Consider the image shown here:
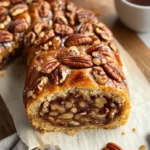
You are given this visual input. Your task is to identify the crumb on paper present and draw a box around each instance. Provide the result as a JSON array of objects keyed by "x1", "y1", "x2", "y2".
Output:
[
  {"x1": 132, "y1": 128, "x2": 136, "y2": 132},
  {"x1": 139, "y1": 145, "x2": 146, "y2": 150},
  {"x1": 121, "y1": 131, "x2": 126, "y2": 135},
  {"x1": 0, "y1": 72, "x2": 5, "y2": 77},
  {"x1": 66, "y1": 130, "x2": 76, "y2": 136}
]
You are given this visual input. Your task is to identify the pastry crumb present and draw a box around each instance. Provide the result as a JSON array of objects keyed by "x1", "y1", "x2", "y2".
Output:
[
  {"x1": 121, "y1": 131, "x2": 126, "y2": 135},
  {"x1": 132, "y1": 128, "x2": 136, "y2": 132},
  {"x1": 0, "y1": 72, "x2": 5, "y2": 77},
  {"x1": 66, "y1": 130, "x2": 76, "y2": 136},
  {"x1": 139, "y1": 145, "x2": 146, "y2": 150}
]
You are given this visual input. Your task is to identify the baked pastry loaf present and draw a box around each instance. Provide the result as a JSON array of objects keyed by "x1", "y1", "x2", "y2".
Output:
[
  {"x1": 0, "y1": 0, "x2": 32, "y2": 69},
  {"x1": 23, "y1": 0, "x2": 131, "y2": 133}
]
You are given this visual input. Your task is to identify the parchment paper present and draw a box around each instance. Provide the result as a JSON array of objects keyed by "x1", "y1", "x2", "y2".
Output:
[{"x1": 0, "y1": 41, "x2": 150, "y2": 150}]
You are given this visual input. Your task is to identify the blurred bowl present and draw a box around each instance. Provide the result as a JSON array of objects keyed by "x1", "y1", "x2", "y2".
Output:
[{"x1": 114, "y1": 0, "x2": 150, "y2": 32}]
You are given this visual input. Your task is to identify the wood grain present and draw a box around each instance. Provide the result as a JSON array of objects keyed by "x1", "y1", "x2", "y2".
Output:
[{"x1": 0, "y1": 0, "x2": 150, "y2": 141}]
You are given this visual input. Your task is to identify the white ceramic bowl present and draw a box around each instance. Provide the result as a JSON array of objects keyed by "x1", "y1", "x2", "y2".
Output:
[{"x1": 114, "y1": 0, "x2": 150, "y2": 32}]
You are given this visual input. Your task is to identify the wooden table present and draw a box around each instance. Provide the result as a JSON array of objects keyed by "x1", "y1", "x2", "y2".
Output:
[{"x1": 0, "y1": 0, "x2": 150, "y2": 141}]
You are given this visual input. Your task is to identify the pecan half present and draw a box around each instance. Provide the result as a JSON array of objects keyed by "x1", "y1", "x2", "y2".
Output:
[
  {"x1": 35, "y1": 30, "x2": 55, "y2": 45},
  {"x1": 39, "y1": 1, "x2": 50, "y2": 18},
  {"x1": 65, "y1": 12, "x2": 75, "y2": 26},
  {"x1": 0, "y1": 30, "x2": 13, "y2": 42},
  {"x1": 106, "y1": 142, "x2": 123, "y2": 150},
  {"x1": 25, "y1": 31, "x2": 36, "y2": 46},
  {"x1": 76, "y1": 8, "x2": 98, "y2": 23},
  {"x1": 33, "y1": 21, "x2": 48, "y2": 35},
  {"x1": 80, "y1": 23, "x2": 93, "y2": 34},
  {"x1": 103, "y1": 63, "x2": 125, "y2": 82},
  {"x1": 92, "y1": 51, "x2": 114, "y2": 65},
  {"x1": 0, "y1": 0, "x2": 10, "y2": 7},
  {"x1": 66, "y1": 1, "x2": 76, "y2": 12},
  {"x1": 11, "y1": 0, "x2": 25, "y2": 4},
  {"x1": 57, "y1": 46, "x2": 80, "y2": 59},
  {"x1": 91, "y1": 66, "x2": 108, "y2": 84},
  {"x1": 50, "y1": 65, "x2": 70, "y2": 85},
  {"x1": 61, "y1": 55, "x2": 93, "y2": 68},
  {"x1": 53, "y1": 10, "x2": 68, "y2": 25},
  {"x1": 95, "y1": 27, "x2": 112, "y2": 41},
  {"x1": 9, "y1": 19, "x2": 28, "y2": 33},
  {"x1": 87, "y1": 44, "x2": 111, "y2": 54},
  {"x1": 29, "y1": 76, "x2": 48, "y2": 95},
  {"x1": 0, "y1": 7, "x2": 7, "y2": 22},
  {"x1": 54, "y1": 23, "x2": 73, "y2": 35},
  {"x1": 10, "y1": 4, "x2": 28, "y2": 16},
  {"x1": 65, "y1": 34, "x2": 93, "y2": 47},
  {"x1": 35, "y1": 55, "x2": 60, "y2": 74}
]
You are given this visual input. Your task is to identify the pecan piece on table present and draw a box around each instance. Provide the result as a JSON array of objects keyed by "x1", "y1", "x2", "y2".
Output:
[
  {"x1": 50, "y1": 65, "x2": 70, "y2": 85},
  {"x1": 0, "y1": 7, "x2": 7, "y2": 22},
  {"x1": 91, "y1": 66, "x2": 108, "y2": 84},
  {"x1": 64, "y1": 34, "x2": 93, "y2": 47},
  {"x1": 35, "y1": 30, "x2": 55, "y2": 45},
  {"x1": 61, "y1": 55, "x2": 93, "y2": 68},
  {"x1": 9, "y1": 19, "x2": 28, "y2": 33},
  {"x1": 10, "y1": 4, "x2": 28, "y2": 16},
  {"x1": 0, "y1": 30, "x2": 13, "y2": 42},
  {"x1": 103, "y1": 63, "x2": 125, "y2": 82},
  {"x1": 38, "y1": 1, "x2": 50, "y2": 18},
  {"x1": 54, "y1": 23, "x2": 73, "y2": 35},
  {"x1": 103, "y1": 142, "x2": 124, "y2": 150},
  {"x1": 35, "y1": 55, "x2": 60, "y2": 74},
  {"x1": 76, "y1": 8, "x2": 98, "y2": 23}
]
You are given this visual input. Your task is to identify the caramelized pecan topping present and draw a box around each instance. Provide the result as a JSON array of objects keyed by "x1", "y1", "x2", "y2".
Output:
[
  {"x1": 35, "y1": 55, "x2": 60, "y2": 74},
  {"x1": 9, "y1": 19, "x2": 28, "y2": 33},
  {"x1": 61, "y1": 55, "x2": 93, "y2": 68},
  {"x1": 0, "y1": 7, "x2": 7, "y2": 22},
  {"x1": 103, "y1": 63, "x2": 125, "y2": 82},
  {"x1": 53, "y1": 10, "x2": 68, "y2": 25},
  {"x1": 91, "y1": 66, "x2": 108, "y2": 84},
  {"x1": 33, "y1": 21, "x2": 48, "y2": 35},
  {"x1": 65, "y1": 12, "x2": 75, "y2": 26},
  {"x1": 66, "y1": 1, "x2": 76, "y2": 12},
  {"x1": 80, "y1": 22, "x2": 93, "y2": 34},
  {"x1": 54, "y1": 23, "x2": 73, "y2": 35},
  {"x1": 50, "y1": 65, "x2": 70, "y2": 85},
  {"x1": 65, "y1": 34, "x2": 93, "y2": 47},
  {"x1": 0, "y1": 0, "x2": 10, "y2": 7},
  {"x1": 35, "y1": 30, "x2": 55, "y2": 45},
  {"x1": 76, "y1": 9, "x2": 98, "y2": 23},
  {"x1": 10, "y1": 4, "x2": 28, "y2": 16},
  {"x1": 0, "y1": 30, "x2": 13, "y2": 42},
  {"x1": 11, "y1": 0, "x2": 25, "y2": 4},
  {"x1": 87, "y1": 44, "x2": 111, "y2": 54},
  {"x1": 39, "y1": 1, "x2": 50, "y2": 18}
]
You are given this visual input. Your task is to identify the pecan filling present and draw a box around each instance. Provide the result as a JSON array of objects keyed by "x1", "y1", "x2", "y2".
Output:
[{"x1": 39, "y1": 91, "x2": 125, "y2": 127}]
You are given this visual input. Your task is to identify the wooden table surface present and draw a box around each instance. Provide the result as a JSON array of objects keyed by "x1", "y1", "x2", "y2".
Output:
[{"x1": 0, "y1": 0, "x2": 150, "y2": 141}]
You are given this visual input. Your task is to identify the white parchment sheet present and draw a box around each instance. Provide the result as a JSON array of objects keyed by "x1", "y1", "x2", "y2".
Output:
[{"x1": 0, "y1": 41, "x2": 150, "y2": 150}]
